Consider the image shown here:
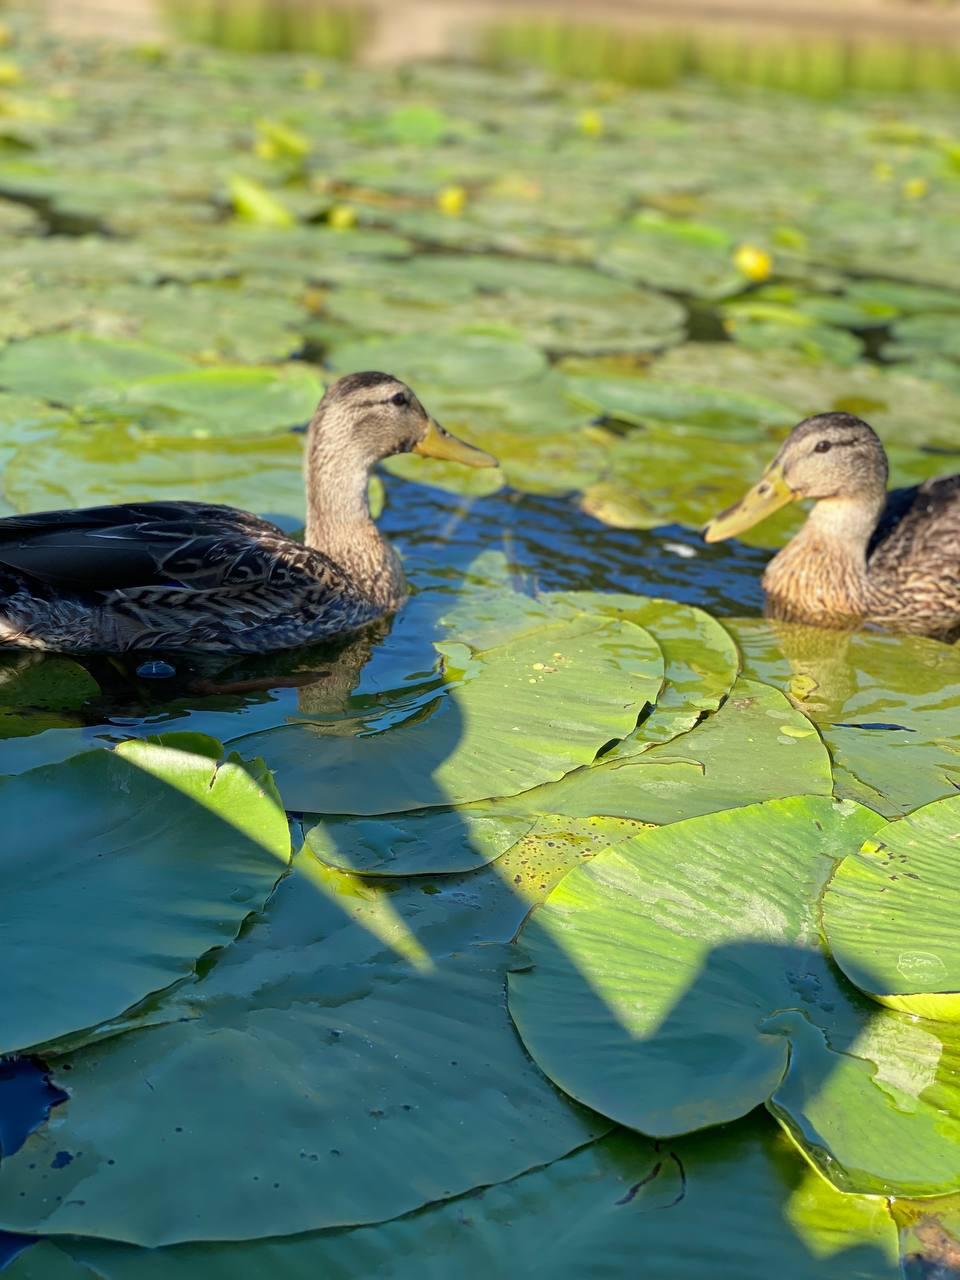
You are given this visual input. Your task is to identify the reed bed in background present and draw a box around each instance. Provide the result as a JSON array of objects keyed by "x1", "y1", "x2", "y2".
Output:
[
  {"x1": 483, "y1": 19, "x2": 960, "y2": 95},
  {"x1": 163, "y1": 0, "x2": 368, "y2": 58}
]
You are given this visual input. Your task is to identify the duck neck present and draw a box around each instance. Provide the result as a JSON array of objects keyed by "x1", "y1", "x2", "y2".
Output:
[
  {"x1": 764, "y1": 490, "x2": 885, "y2": 619},
  {"x1": 303, "y1": 430, "x2": 405, "y2": 608}
]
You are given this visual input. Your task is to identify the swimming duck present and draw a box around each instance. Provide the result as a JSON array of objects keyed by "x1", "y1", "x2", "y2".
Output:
[
  {"x1": 703, "y1": 412, "x2": 960, "y2": 641},
  {"x1": 0, "y1": 371, "x2": 496, "y2": 653}
]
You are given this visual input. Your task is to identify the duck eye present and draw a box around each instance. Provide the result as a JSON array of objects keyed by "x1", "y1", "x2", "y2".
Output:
[
  {"x1": 390, "y1": 392, "x2": 408, "y2": 407},
  {"x1": 814, "y1": 440, "x2": 832, "y2": 454}
]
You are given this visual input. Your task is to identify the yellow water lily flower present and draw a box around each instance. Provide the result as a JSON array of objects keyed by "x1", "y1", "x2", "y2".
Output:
[
  {"x1": 733, "y1": 244, "x2": 773, "y2": 282},
  {"x1": 578, "y1": 109, "x2": 604, "y2": 138},
  {"x1": 902, "y1": 176, "x2": 929, "y2": 200},
  {"x1": 328, "y1": 204, "x2": 357, "y2": 230},
  {"x1": 436, "y1": 184, "x2": 467, "y2": 216}
]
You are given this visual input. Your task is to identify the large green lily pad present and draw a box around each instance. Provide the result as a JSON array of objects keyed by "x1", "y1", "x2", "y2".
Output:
[
  {"x1": 546, "y1": 591, "x2": 741, "y2": 756},
  {"x1": 822, "y1": 795, "x2": 960, "y2": 1020},
  {"x1": 14, "y1": 1118, "x2": 899, "y2": 1279},
  {"x1": 596, "y1": 216, "x2": 744, "y2": 300},
  {"x1": 565, "y1": 372, "x2": 795, "y2": 441},
  {"x1": 4, "y1": 424, "x2": 305, "y2": 516},
  {"x1": 0, "y1": 738, "x2": 289, "y2": 1055},
  {"x1": 507, "y1": 677, "x2": 832, "y2": 824},
  {"x1": 509, "y1": 795, "x2": 960, "y2": 1197},
  {"x1": 0, "y1": 334, "x2": 191, "y2": 404},
  {"x1": 80, "y1": 364, "x2": 324, "y2": 437},
  {"x1": 303, "y1": 805, "x2": 536, "y2": 876},
  {"x1": 228, "y1": 614, "x2": 664, "y2": 813},
  {"x1": 0, "y1": 944, "x2": 605, "y2": 1244}
]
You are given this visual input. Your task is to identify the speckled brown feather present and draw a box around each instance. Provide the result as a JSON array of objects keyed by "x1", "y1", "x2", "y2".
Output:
[
  {"x1": 0, "y1": 373, "x2": 459, "y2": 655},
  {"x1": 764, "y1": 472, "x2": 960, "y2": 641},
  {"x1": 0, "y1": 500, "x2": 388, "y2": 652}
]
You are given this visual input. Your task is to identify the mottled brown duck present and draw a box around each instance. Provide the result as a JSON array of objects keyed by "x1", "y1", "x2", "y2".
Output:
[
  {"x1": 0, "y1": 371, "x2": 496, "y2": 653},
  {"x1": 703, "y1": 412, "x2": 960, "y2": 641}
]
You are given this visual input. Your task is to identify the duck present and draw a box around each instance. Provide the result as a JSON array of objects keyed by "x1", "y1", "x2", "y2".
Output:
[
  {"x1": 703, "y1": 411, "x2": 960, "y2": 641},
  {"x1": 0, "y1": 371, "x2": 497, "y2": 654}
]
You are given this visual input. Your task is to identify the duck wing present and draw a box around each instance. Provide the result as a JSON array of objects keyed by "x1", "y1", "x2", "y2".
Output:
[
  {"x1": 869, "y1": 475, "x2": 960, "y2": 568},
  {"x1": 0, "y1": 500, "x2": 304, "y2": 597}
]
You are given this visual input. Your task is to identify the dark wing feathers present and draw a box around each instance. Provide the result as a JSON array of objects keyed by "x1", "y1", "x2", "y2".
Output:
[
  {"x1": 869, "y1": 476, "x2": 960, "y2": 563},
  {"x1": 0, "y1": 501, "x2": 294, "y2": 596}
]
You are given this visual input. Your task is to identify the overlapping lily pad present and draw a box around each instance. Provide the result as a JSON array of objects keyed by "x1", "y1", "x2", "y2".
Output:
[
  {"x1": 506, "y1": 677, "x2": 832, "y2": 824},
  {"x1": 509, "y1": 795, "x2": 960, "y2": 1197},
  {"x1": 0, "y1": 940, "x2": 606, "y2": 1245},
  {"x1": 0, "y1": 334, "x2": 191, "y2": 404},
  {"x1": 4, "y1": 424, "x2": 305, "y2": 515},
  {"x1": 327, "y1": 333, "x2": 547, "y2": 389},
  {"x1": 11, "y1": 1119, "x2": 899, "y2": 1280},
  {"x1": 822, "y1": 795, "x2": 960, "y2": 1020},
  {"x1": 546, "y1": 591, "x2": 741, "y2": 755},
  {"x1": 0, "y1": 737, "x2": 290, "y2": 1055},
  {"x1": 228, "y1": 614, "x2": 664, "y2": 813},
  {"x1": 80, "y1": 364, "x2": 324, "y2": 437}
]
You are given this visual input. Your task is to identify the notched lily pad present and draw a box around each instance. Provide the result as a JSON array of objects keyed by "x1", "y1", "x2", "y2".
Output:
[{"x1": 228, "y1": 614, "x2": 664, "y2": 814}]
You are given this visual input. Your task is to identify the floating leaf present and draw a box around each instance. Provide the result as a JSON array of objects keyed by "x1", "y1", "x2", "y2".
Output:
[
  {"x1": 0, "y1": 334, "x2": 191, "y2": 404},
  {"x1": 20, "y1": 1119, "x2": 898, "y2": 1280},
  {"x1": 81, "y1": 365, "x2": 323, "y2": 437},
  {"x1": 508, "y1": 677, "x2": 832, "y2": 824},
  {"x1": 508, "y1": 794, "x2": 960, "y2": 1197},
  {"x1": 303, "y1": 806, "x2": 535, "y2": 877},
  {"x1": 4, "y1": 424, "x2": 305, "y2": 515},
  {"x1": 0, "y1": 944, "x2": 605, "y2": 1244},
  {"x1": 227, "y1": 614, "x2": 664, "y2": 813},
  {"x1": 0, "y1": 738, "x2": 289, "y2": 1055},
  {"x1": 546, "y1": 592, "x2": 740, "y2": 755},
  {"x1": 822, "y1": 795, "x2": 960, "y2": 1020},
  {"x1": 327, "y1": 333, "x2": 547, "y2": 389}
]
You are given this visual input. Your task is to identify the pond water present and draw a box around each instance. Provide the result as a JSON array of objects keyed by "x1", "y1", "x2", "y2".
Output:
[{"x1": 0, "y1": 9, "x2": 959, "y2": 1277}]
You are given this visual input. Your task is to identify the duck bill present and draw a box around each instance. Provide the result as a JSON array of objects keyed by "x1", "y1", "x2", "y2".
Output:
[
  {"x1": 703, "y1": 463, "x2": 796, "y2": 542},
  {"x1": 414, "y1": 418, "x2": 498, "y2": 469}
]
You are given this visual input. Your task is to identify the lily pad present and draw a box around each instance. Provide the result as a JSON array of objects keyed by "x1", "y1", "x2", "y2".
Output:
[
  {"x1": 546, "y1": 592, "x2": 741, "y2": 756},
  {"x1": 564, "y1": 372, "x2": 795, "y2": 441},
  {"x1": 228, "y1": 614, "x2": 664, "y2": 813},
  {"x1": 596, "y1": 215, "x2": 744, "y2": 300},
  {"x1": 4, "y1": 425, "x2": 305, "y2": 516},
  {"x1": 0, "y1": 738, "x2": 290, "y2": 1055},
  {"x1": 17, "y1": 1118, "x2": 899, "y2": 1280},
  {"x1": 580, "y1": 425, "x2": 806, "y2": 546},
  {"x1": 303, "y1": 806, "x2": 535, "y2": 876},
  {"x1": 80, "y1": 364, "x2": 324, "y2": 437},
  {"x1": 650, "y1": 342, "x2": 960, "y2": 451},
  {"x1": 729, "y1": 618, "x2": 960, "y2": 816},
  {"x1": 822, "y1": 795, "x2": 960, "y2": 1020},
  {"x1": 0, "y1": 945, "x2": 605, "y2": 1244},
  {"x1": 0, "y1": 334, "x2": 191, "y2": 404},
  {"x1": 327, "y1": 333, "x2": 547, "y2": 389},
  {"x1": 507, "y1": 677, "x2": 832, "y2": 824},
  {"x1": 509, "y1": 794, "x2": 960, "y2": 1197},
  {"x1": 69, "y1": 283, "x2": 310, "y2": 364}
]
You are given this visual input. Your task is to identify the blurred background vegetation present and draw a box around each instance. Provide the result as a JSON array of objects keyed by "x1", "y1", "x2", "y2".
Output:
[{"x1": 31, "y1": 0, "x2": 960, "y2": 96}]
